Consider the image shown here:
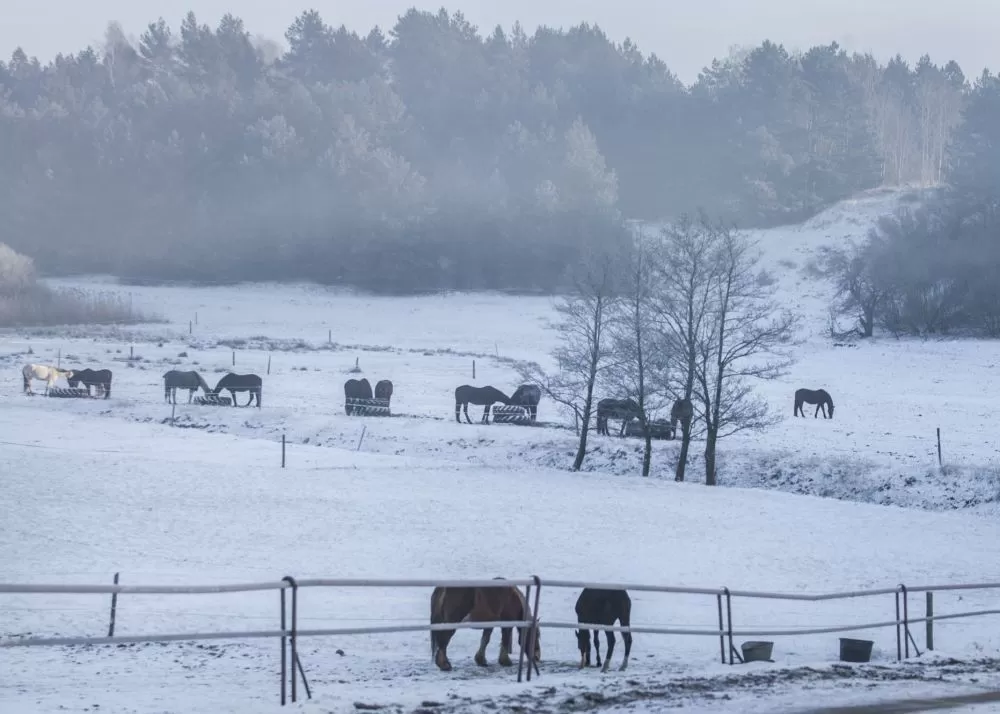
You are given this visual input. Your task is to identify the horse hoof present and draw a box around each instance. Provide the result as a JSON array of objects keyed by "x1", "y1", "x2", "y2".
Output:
[
  {"x1": 474, "y1": 652, "x2": 488, "y2": 667},
  {"x1": 499, "y1": 654, "x2": 513, "y2": 667}
]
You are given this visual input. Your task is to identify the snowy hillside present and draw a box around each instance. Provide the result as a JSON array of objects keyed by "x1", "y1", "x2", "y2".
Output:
[{"x1": 4, "y1": 188, "x2": 1000, "y2": 713}]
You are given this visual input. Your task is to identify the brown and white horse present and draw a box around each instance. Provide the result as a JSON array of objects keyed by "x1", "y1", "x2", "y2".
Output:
[{"x1": 22, "y1": 363, "x2": 73, "y2": 395}]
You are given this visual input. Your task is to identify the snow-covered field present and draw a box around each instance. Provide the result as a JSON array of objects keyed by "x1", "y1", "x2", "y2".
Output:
[{"x1": 4, "y1": 188, "x2": 1000, "y2": 713}]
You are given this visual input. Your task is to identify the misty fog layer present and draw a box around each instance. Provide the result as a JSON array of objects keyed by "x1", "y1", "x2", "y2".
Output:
[{"x1": 0, "y1": 8, "x2": 996, "y2": 293}]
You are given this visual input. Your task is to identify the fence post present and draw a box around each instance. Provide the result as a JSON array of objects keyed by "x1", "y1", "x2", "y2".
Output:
[
  {"x1": 282, "y1": 576, "x2": 299, "y2": 703},
  {"x1": 356, "y1": 425, "x2": 367, "y2": 451},
  {"x1": 472, "y1": 360, "x2": 476, "y2": 379},
  {"x1": 328, "y1": 329, "x2": 332, "y2": 345},
  {"x1": 267, "y1": 354, "x2": 271, "y2": 375},
  {"x1": 901, "y1": 583, "x2": 910, "y2": 658},
  {"x1": 716, "y1": 592, "x2": 726, "y2": 664},
  {"x1": 926, "y1": 591, "x2": 934, "y2": 650},
  {"x1": 171, "y1": 402, "x2": 176, "y2": 424},
  {"x1": 723, "y1": 587, "x2": 737, "y2": 664},
  {"x1": 189, "y1": 320, "x2": 192, "y2": 335},
  {"x1": 57, "y1": 348, "x2": 61, "y2": 368},
  {"x1": 107, "y1": 572, "x2": 120, "y2": 637},
  {"x1": 527, "y1": 575, "x2": 542, "y2": 680},
  {"x1": 281, "y1": 434, "x2": 286, "y2": 468},
  {"x1": 232, "y1": 350, "x2": 235, "y2": 367},
  {"x1": 936, "y1": 428, "x2": 942, "y2": 467},
  {"x1": 896, "y1": 587, "x2": 903, "y2": 662},
  {"x1": 280, "y1": 584, "x2": 287, "y2": 705}
]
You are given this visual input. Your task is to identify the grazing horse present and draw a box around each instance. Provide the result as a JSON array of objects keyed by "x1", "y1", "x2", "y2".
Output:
[
  {"x1": 669, "y1": 397, "x2": 694, "y2": 439},
  {"x1": 213, "y1": 373, "x2": 262, "y2": 407},
  {"x1": 344, "y1": 378, "x2": 373, "y2": 415},
  {"x1": 22, "y1": 364, "x2": 73, "y2": 395},
  {"x1": 163, "y1": 370, "x2": 212, "y2": 404},
  {"x1": 596, "y1": 398, "x2": 640, "y2": 436},
  {"x1": 67, "y1": 368, "x2": 113, "y2": 399},
  {"x1": 454, "y1": 385, "x2": 511, "y2": 424},
  {"x1": 374, "y1": 379, "x2": 393, "y2": 402},
  {"x1": 430, "y1": 578, "x2": 541, "y2": 672},
  {"x1": 575, "y1": 588, "x2": 633, "y2": 672},
  {"x1": 794, "y1": 388, "x2": 835, "y2": 419},
  {"x1": 509, "y1": 384, "x2": 542, "y2": 422}
]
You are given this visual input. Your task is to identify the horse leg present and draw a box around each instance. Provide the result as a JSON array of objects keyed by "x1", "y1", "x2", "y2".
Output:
[
  {"x1": 463, "y1": 403, "x2": 472, "y2": 425},
  {"x1": 433, "y1": 628, "x2": 456, "y2": 671},
  {"x1": 602, "y1": 630, "x2": 617, "y2": 673},
  {"x1": 498, "y1": 627, "x2": 513, "y2": 667},
  {"x1": 481, "y1": 404, "x2": 490, "y2": 424},
  {"x1": 620, "y1": 630, "x2": 632, "y2": 671},
  {"x1": 593, "y1": 629, "x2": 602, "y2": 669},
  {"x1": 814, "y1": 403, "x2": 821, "y2": 418},
  {"x1": 475, "y1": 629, "x2": 491, "y2": 667}
]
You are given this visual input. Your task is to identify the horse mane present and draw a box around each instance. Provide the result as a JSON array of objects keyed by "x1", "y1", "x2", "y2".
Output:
[{"x1": 196, "y1": 372, "x2": 212, "y2": 393}]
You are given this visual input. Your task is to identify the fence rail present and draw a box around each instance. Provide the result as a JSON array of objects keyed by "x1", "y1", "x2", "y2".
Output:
[{"x1": 2, "y1": 575, "x2": 1000, "y2": 707}]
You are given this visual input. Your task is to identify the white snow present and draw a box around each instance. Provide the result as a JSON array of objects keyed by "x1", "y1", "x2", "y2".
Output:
[{"x1": 3, "y1": 188, "x2": 1000, "y2": 713}]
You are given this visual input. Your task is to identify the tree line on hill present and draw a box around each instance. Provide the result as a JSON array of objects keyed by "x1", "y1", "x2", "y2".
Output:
[{"x1": 1, "y1": 7, "x2": 992, "y2": 294}]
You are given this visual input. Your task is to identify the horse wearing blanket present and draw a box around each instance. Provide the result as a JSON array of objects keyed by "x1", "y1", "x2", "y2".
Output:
[{"x1": 22, "y1": 364, "x2": 73, "y2": 395}]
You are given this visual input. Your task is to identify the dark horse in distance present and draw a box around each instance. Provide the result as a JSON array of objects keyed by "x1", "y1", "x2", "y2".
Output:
[
  {"x1": 344, "y1": 378, "x2": 373, "y2": 415},
  {"x1": 454, "y1": 385, "x2": 510, "y2": 424},
  {"x1": 509, "y1": 384, "x2": 541, "y2": 422},
  {"x1": 67, "y1": 368, "x2": 113, "y2": 399},
  {"x1": 575, "y1": 588, "x2": 633, "y2": 672},
  {"x1": 669, "y1": 397, "x2": 694, "y2": 439},
  {"x1": 430, "y1": 578, "x2": 541, "y2": 672},
  {"x1": 163, "y1": 370, "x2": 212, "y2": 404},
  {"x1": 596, "y1": 398, "x2": 641, "y2": 436},
  {"x1": 794, "y1": 388, "x2": 835, "y2": 419},
  {"x1": 214, "y1": 373, "x2": 262, "y2": 407}
]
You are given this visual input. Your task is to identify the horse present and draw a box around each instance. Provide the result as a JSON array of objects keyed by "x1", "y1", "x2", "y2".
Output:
[
  {"x1": 67, "y1": 368, "x2": 113, "y2": 399},
  {"x1": 509, "y1": 384, "x2": 541, "y2": 422},
  {"x1": 374, "y1": 379, "x2": 393, "y2": 402},
  {"x1": 22, "y1": 364, "x2": 73, "y2": 395},
  {"x1": 213, "y1": 373, "x2": 262, "y2": 407},
  {"x1": 596, "y1": 398, "x2": 640, "y2": 436},
  {"x1": 430, "y1": 578, "x2": 541, "y2": 672},
  {"x1": 454, "y1": 385, "x2": 510, "y2": 424},
  {"x1": 794, "y1": 388, "x2": 835, "y2": 419},
  {"x1": 344, "y1": 378, "x2": 373, "y2": 415},
  {"x1": 163, "y1": 370, "x2": 212, "y2": 404},
  {"x1": 575, "y1": 588, "x2": 633, "y2": 672},
  {"x1": 669, "y1": 397, "x2": 694, "y2": 439}
]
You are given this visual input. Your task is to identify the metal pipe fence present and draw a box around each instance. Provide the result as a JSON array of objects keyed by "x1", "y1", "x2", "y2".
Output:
[{"x1": 3, "y1": 576, "x2": 1000, "y2": 706}]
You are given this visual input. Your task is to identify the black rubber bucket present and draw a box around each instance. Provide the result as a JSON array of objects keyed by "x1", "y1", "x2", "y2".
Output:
[
  {"x1": 741, "y1": 640, "x2": 774, "y2": 662},
  {"x1": 839, "y1": 637, "x2": 874, "y2": 663}
]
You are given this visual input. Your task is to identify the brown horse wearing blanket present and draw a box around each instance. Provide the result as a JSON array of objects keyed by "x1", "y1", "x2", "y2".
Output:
[{"x1": 430, "y1": 578, "x2": 541, "y2": 671}]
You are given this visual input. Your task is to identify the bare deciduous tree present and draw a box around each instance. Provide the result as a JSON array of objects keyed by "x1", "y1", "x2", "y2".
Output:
[
  {"x1": 522, "y1": 252, "x2": 620, "y2": 471},
  {"x1": 606, "y1": 238, "x2": 667, "y2": 477},
  {"x1": 693, "y1": 224, "x2": 798, "y2": 486},
  {"x1": 820, "y1": 239, "x2": 889, "y2": 338},
  {"x1": 648, "y1": 214, "x2": 718, "y2": 482}
]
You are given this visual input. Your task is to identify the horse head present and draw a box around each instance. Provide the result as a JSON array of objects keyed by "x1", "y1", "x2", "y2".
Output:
[
  {"x1": 828, "y1": 403, "x2": 835, "y2": 419},
  {"x1": 61, "y1": 369, "x2": 74, "y2": 380}
]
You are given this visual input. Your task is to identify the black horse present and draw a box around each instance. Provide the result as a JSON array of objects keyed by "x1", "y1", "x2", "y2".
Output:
[
  {"x1": 669, "y1": 397, "x2": 694, "y2": 439},
  {"x1": 67, "y1": 368, "x2": 113, "y2": 399},
  {"x1": 509, "y1": 384, "x2": 541, "y2": 422},
  {"x1": 596, "y1": 398, "x2": 640, "y2": 436},
  {"x1": 375, "y1": 379, "x2": 394, "y2": 402},
  {"x1": 454, "y1": 385, "x2": 510, "y2": 424},
  {"x1": 794, "y1": 388, "x2": 835, "y2": 419},
  {"x1": 575, "y1": 588, "x2": 633, "y2": 672},
  {"x1": 213, "y1": 373, "x2": 262, "y2": 407},
  {"x1": 345, "y1": 378, "x2": 373, "y2": 415},
  {"x1": 163, "y1": 370, "x2": 212, "y2": 404}
]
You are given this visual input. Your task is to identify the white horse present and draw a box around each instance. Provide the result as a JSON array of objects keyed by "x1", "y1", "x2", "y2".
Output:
[{"x1": 22, "y1": 364, "x2": 73, "y2": 395}]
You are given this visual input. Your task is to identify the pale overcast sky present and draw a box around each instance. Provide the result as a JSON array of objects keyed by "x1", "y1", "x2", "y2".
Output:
[{"x1": 2, "y1": 0, "x2": 995, "y2": 84}]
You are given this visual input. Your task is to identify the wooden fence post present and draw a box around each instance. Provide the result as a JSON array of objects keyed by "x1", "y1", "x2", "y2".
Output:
[
  {"x1": 232, "y1": 350, "x2": 236, "y2": 367},
  {"x1": 936, "y1": 428, "x2": 942, "y2": 467},
  {"x1": 108, "y1": 572, "x2": 120, "y2": 637},
  {"x1": 57, "y1": 348, "x2": 61, "y2": 368},
  {"x1": 356, "y1": 425, "x2": 367, "y2": 451},
  {"x1": 189, "y1": 320, "x2": 192, "y2": 335},
  {"x1": 281, "y1": 434, "x2": 286, "y2": 468},
  {"x1": 267, "y1": 354, "x2": 271, "y2": 375},
  {"x1": 472, "y1": 360, "x2": 476, "y2": 379}
]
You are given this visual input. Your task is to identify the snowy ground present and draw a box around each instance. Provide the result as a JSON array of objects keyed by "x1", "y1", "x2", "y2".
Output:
[{"x1": 4, "y1": 188, "x2": 1000, "y2": 712}]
